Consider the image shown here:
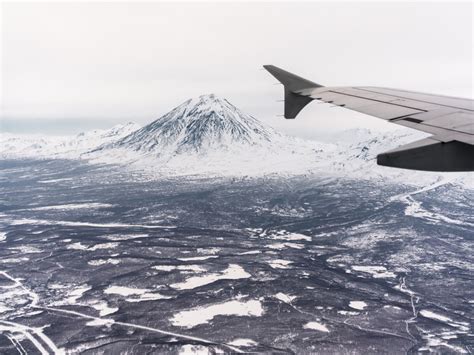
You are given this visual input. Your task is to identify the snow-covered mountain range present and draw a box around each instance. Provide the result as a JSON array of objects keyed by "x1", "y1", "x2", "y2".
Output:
[
  {"x1": 1, "y1": 94, "x2": 472, "y2": 186},
  {"x1": 1, "y1": 122, "x2": 140, "y2": 160}
]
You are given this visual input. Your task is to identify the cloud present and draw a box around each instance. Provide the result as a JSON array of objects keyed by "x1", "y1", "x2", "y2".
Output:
[{"x1": 1, "y1": 2, "x2": 472, "y2": 137}]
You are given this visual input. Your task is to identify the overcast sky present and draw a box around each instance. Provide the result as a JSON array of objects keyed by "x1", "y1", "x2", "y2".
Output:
[{"x1": 1, "y1": 1, "x2": 472, "y2": 138}]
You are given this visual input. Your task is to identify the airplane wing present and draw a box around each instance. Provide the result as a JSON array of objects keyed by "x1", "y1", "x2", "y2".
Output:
[{"x1": 263, "y1": 65, "x2": 474, "y2": 172}]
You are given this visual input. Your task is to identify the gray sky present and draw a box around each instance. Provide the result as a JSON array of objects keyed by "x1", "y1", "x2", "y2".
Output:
[{"x1": 1, "y1": 1, "x2": 473, "y2": 138}]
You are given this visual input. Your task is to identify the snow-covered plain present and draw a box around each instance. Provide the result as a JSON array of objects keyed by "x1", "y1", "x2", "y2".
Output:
[{"x1": 1, "y1": 94, "x2": 473, "y2": 354}]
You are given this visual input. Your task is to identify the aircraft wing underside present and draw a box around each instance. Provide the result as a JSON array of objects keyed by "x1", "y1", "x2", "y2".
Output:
[{"x1": 263, "y1": 65, "x2": 474, "y2": 172}]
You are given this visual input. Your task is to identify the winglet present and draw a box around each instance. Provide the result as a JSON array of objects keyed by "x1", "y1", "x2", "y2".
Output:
[{"x1": 263, "y1": 65, "x2": 323, "y2": 118}]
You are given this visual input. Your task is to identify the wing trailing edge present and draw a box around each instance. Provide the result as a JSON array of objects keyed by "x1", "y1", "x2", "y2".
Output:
[{"x1": 377, "y1": 138, "x2": 474, "y2": 172}]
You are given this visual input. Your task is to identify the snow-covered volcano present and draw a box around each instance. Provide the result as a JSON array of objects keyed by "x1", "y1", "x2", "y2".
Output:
[
  {"x1": 102, "y1": 94, "x2": 279, "y2": 156},
  {"x1": 89, "y1": 94, "x2": 329, "y2": 175}
]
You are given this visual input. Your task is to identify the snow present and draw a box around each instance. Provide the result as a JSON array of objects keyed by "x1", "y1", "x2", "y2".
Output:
[
  {"x1": 67, "y1": 242, "x2": 88, "y2": 250},
  {"x1": 1, "y1": 257, "x2": 29, "y2": 263},
  {"x1": 91, "y1": 301, "x2": 118, "y2": 316},
  {"x1": 88, "y1": 242, "x2": 119, "y2": 250},
  {"x1": 420, "y1": 310, "x2": 452, "y2": 323},
  {"x1": 1, "y1": 122, "x2": 140, "y2": 160},
  {"x1": 177, "y1": 255, "x2": 218, "y2": 261},
  {"x1": 170, "y1": 264, "x2": 250, "y2": 290},
  {"x1": 178, "y1": 345, "x2": 210, "y2": 354},
  {"x1": 39, "y1": 178, "x2": 73, "y2": 183},
  {"x1": 227, "y1": 338, "x2": 258, "y2": 346},
  {"x1": 65, "y1": 285, "x2": 91, "y2": 304},
  {"x1": 338, "y1": 310, "x2": 359, "y2": 316},
  {"x1": 152, "y1": 265, "x2": 177, "y2": 272},
  {"x1": 88, "y1": 258, "x2": 120, "y2": 266},
  {"x1": 104, "y1": 286, "x2": 150, "y2": 296},
  {"x1": 10, "y1": 246, "x2": 42, "y2": 253},
  {"x1": 9, "y1": 218, "x2": 173, "y2": 229},
  {"x1": 104, "y1": 285, "x2": 170, "y2": 302},
  {"x1": 304, "y1": 321, "x2": 330, "y2": 332},
  {"x1": 171, "y1": 299, "x2": 264, "y2": 328},
  {"x1": 103, "y1": 234, "x2": 149, "y2": 241},
  {"x1": 420, "y1": 333, "x2": 468, "y2": 354},
  {"x1": 238, "y1": 250, "x2": 261, "y2": 255},
  {"x1": 420, "y1": 310, "x2": 469, "y2": 330},
  {"x1": 152, "y1": 265, "x2": 206, "y2": 273},
  {"x1": 267, "y1": 259, "x2": 293, "y2": 269},
  {"x1": 86, "y1": 319, "x2": 113, "y2": 327},
  {"x1": 26, "y1": 203, "x2": 113, "y2": 211},
  {"x1": 352, "y1": 265, "x2": 396, "y2": 278},
  {"x1": 274, "y1": 293, "x2": 296, "y2": 303},
  {"x1": 349, "y1": 301, "x2": 367, "y2": 310},
  {"x1": 266, "y1": 242, "x2": 304, "y2": 250},
  {"x1": 265, "y1": 230, "x2": 312, "y2": 241}
]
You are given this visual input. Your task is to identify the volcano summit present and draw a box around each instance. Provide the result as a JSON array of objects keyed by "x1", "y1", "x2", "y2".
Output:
[{"x1": 102, "y1": 94, "x2": 280, "y2": 155}]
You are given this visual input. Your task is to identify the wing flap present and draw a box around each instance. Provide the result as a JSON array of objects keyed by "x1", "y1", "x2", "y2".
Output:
[{"x1": 377, "y1": 138, "x2": 474, "y2": 171}]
